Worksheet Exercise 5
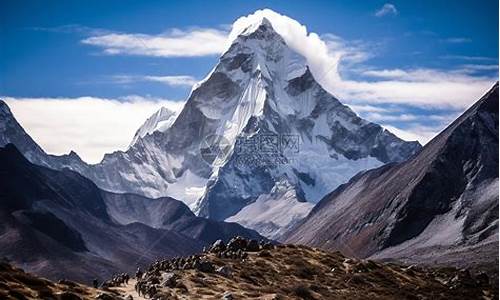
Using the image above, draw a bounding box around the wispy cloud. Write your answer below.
[440,55,498,61]
[110,75,198,87]
[3,96,185,163]
[363,112,418,122]
[347,104,394,113]
[458,64,499,74]
[441,37,472,43]
[350,103,459,144]
[81,28,228,57]
[144,75,198,86]
[319,40,495,109]
[374,3,398,17]
[362,67,497,81]
[28,24,110,36]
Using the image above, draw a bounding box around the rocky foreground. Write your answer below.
[1,238,497,299]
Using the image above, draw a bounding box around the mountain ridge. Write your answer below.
[0,143,264,282]
[283,82,499,271]
[0,15,422,238]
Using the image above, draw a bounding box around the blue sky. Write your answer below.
[0,0,498,162]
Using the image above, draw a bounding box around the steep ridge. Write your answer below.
[103,192,263,244]
[0,144,263,283]
[129,106,179,147]
[0,100,90,174]
[283,83,499,271]
[192,19,419,226]
[0,13,421,238]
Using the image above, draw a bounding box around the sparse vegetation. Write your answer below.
[1,243,497,299]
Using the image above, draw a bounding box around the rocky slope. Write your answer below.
[105,239,497,299]
[2,241,496,300]
[0,13,421,238]
[0,144,263,283]
[283,83,499,272]
[0,260,109,300]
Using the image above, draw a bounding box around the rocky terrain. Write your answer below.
[1,238,497,300]
[0,259,103,300]
[0,144,262,283]
[284,83,499,274]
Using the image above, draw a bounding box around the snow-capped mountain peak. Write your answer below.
[1,11,422,239]
[238,17,276,38]
[129,106,179,147]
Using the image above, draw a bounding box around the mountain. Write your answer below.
[129,106,179,147]
[0,14,421,238]
[0,99,90,173]
[283,83,499,272]
[103,192,263,245]
[0,144,263,283]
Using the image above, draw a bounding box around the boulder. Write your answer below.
[260,241,274,250]
[246,239,260,252]
[476,272,489,286]
[221,291,234,300]
[161,272,178,288]
[210,239,226,253]
[216,266,232,277]
[197,261,215,273]
[227,236,248,251]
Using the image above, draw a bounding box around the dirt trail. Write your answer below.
[110,279,146,300]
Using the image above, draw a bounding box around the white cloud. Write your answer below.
[144,75,198,86]
[77,10,496,111]
[3,96,185,163]
[375,3,398,17]
[440,55,498,61]
[382,124,441,144]
[458,64,499,73]
[442,37,472,43]
[363,112,418,122]
[347,104,393,113]
[10,10,495,160]
[81,28,228,57]
[111,75,198,87]
[230,9,496,110]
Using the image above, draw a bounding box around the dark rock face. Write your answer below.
[102,192,264,245]
[18,211,88,252]
[0,144,263,283]
[284,83,499,269]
